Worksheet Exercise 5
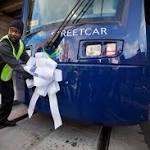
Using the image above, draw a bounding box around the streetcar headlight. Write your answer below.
[86,44,101,57]
[106,43,117,57]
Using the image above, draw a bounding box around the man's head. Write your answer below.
[8,20,24,43]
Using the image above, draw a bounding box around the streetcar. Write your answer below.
[22,0,150,125]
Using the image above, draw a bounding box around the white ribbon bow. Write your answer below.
[24,52,62,129]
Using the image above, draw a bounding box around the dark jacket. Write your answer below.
[0,38,30,78]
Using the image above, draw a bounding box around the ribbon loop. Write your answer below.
[24,52,62,129]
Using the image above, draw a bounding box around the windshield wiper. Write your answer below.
[72,0,95,24]
[47,0,95,50]
[47,0,85,48]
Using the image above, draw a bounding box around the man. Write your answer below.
[0,20,31,127]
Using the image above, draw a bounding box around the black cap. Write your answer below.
[9,20,24,34]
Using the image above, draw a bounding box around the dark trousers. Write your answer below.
[0,79,14,123]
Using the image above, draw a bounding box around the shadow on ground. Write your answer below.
[141,121,150,149]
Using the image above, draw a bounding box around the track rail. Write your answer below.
[97,126,112,150]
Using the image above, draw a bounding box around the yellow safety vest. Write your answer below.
[0,35,24,81]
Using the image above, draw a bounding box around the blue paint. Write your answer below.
[23,0,150,125]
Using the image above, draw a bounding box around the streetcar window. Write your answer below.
[28,0,124,31]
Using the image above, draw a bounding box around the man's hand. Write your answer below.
[24,72,33,79]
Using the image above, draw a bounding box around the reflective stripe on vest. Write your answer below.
[0,35,24,81]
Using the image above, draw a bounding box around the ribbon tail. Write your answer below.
[48,92,62,129]
[28,88,39,118]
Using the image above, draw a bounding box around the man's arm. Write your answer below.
[0,41,32,80]
[0,41,25,72]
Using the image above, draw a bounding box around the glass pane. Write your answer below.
[29,0,76,30]
[102,0,119,16]
[28,0,122,30]
[81,0,119,18]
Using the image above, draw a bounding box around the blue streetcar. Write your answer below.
[23,0,150,125]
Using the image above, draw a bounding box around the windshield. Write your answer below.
[28,0,124,31]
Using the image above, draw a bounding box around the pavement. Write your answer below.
[0,104,100,150]
[0,103,150,150]
[109,125,149,150]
